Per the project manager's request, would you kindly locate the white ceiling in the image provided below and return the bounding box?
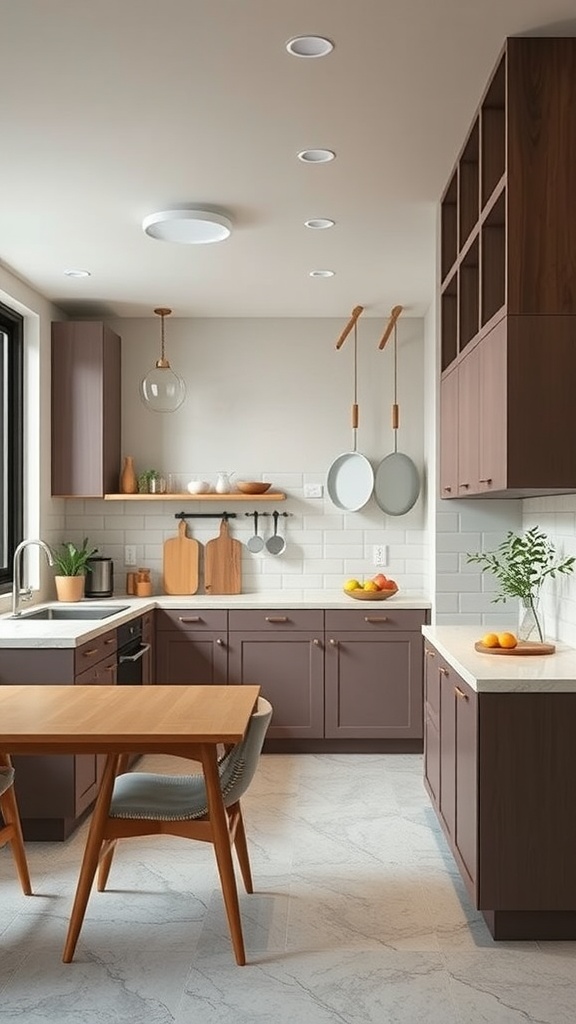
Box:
[2,0,576,320]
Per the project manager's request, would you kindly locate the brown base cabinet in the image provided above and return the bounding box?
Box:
[324,609,426,740]
[424,639,576,940]
[1,628,118,840]
[155,609,228,684]
[228,610,324,739]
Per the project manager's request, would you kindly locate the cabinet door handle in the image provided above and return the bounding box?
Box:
[479,478,492,484]
[104,637,116,645]
[459,482,470,488]
[179,616,202,623]
[443,486,452,493]
[454,686,469,701]
[364,616,388,623]
[265,616,289,623]
[312,638,321,646]
[439,666,449,676]
[216,638,225,646]
[81,648,99,658]
[425,649,436,657]
[329,638,338,646]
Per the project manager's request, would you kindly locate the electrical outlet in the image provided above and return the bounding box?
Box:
[304,483,323,498]
[124,545,137,566]
[373,544,387,566]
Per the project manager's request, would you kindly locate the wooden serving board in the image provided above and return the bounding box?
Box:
[162,521,200,595]
[204,519,242,595]
[474,640,556,656]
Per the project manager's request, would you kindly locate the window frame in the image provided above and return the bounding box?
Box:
[0,301,24,590]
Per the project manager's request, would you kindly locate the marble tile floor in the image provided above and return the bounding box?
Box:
[1,753,576,1024]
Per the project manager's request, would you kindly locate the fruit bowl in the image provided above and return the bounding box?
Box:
[344,585,399,601]
[235,481,272,494]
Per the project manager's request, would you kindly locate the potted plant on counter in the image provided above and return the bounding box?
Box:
[51,538,98,602]
[467,526,575,642]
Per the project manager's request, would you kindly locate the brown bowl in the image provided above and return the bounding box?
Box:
[344,585,399,601]
[236,481,272,494]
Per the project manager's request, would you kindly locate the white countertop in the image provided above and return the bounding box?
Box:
[0,591,431,648]
[422,625,576,693]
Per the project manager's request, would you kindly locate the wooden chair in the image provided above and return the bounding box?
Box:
[0,754,32,894]
[66,696,272,963]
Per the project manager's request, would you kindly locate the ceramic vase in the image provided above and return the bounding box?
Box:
[120,456,138,494]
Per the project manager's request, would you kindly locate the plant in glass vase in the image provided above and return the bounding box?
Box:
[467,527,575,643]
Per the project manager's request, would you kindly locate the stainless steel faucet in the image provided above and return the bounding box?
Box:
[12,539,55,617]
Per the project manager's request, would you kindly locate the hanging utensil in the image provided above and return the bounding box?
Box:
[266,510,286,555]
[374,319,421,516]
[326,313,374,512]
[247,511,264,553]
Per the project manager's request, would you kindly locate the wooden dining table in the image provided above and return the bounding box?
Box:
[0,683,260,964]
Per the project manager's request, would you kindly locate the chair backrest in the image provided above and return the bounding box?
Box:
[218,696,272,807]
[0,766,15,797]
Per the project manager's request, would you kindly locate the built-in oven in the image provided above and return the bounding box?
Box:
[116,617,151,685]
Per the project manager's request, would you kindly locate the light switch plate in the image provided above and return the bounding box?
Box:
[304,483,323,498]
[124,545,137,566]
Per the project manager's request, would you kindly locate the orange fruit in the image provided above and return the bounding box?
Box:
[497,632,518,649]
[482,633,500,648]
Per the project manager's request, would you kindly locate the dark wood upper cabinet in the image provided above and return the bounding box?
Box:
[439,38,576,499]
[51,321,121,497]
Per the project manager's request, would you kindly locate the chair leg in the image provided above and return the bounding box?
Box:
[0,788,32,895]
[229,804,254,894]
[97,839,117,891]
[62,753,119,963]
[201,744,247,966]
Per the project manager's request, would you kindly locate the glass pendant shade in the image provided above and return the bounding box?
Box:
[140,308,186,413]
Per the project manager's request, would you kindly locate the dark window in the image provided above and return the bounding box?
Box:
[0,302,24,590]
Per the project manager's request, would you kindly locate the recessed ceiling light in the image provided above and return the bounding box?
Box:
[309,269,335,278]
[64,269,91,278]
[142,208,232,244]
[297,149,335,163]
[305,218,335,230]
[286,36,334,58]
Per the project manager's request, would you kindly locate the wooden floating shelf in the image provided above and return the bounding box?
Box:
[104,492,286,501]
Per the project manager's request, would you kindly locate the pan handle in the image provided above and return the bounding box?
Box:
[392,403,399,430]
[352,403,359,429]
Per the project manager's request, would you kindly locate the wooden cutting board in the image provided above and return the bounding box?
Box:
[474,640,556,656]
[204,518,242,595]
[162,521,200,595]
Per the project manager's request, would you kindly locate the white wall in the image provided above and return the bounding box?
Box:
[63,315,429,597]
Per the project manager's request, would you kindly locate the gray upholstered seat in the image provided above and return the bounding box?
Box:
[0,758,32,895]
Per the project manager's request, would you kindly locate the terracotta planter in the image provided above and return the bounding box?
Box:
[55,575,85,602]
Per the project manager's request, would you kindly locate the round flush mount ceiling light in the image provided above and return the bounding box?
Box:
[298,149,335,163]
[286,36,334,58]
[142,208,232,244]
[309,269,335,278]
[305,218,335,230]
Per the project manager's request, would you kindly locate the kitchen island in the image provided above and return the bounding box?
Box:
[422,624,576,940]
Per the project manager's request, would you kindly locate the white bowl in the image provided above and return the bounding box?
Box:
[187,480,211,495]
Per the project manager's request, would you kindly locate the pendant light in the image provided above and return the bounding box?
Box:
[140,308,186,413]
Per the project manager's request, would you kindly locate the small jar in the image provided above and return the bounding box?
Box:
[126,572,136,595]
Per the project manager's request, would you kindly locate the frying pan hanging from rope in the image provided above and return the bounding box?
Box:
[326,310,374,512]
[374,320,420,516]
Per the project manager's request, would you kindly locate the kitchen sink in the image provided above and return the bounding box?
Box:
[16,605,130,621]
